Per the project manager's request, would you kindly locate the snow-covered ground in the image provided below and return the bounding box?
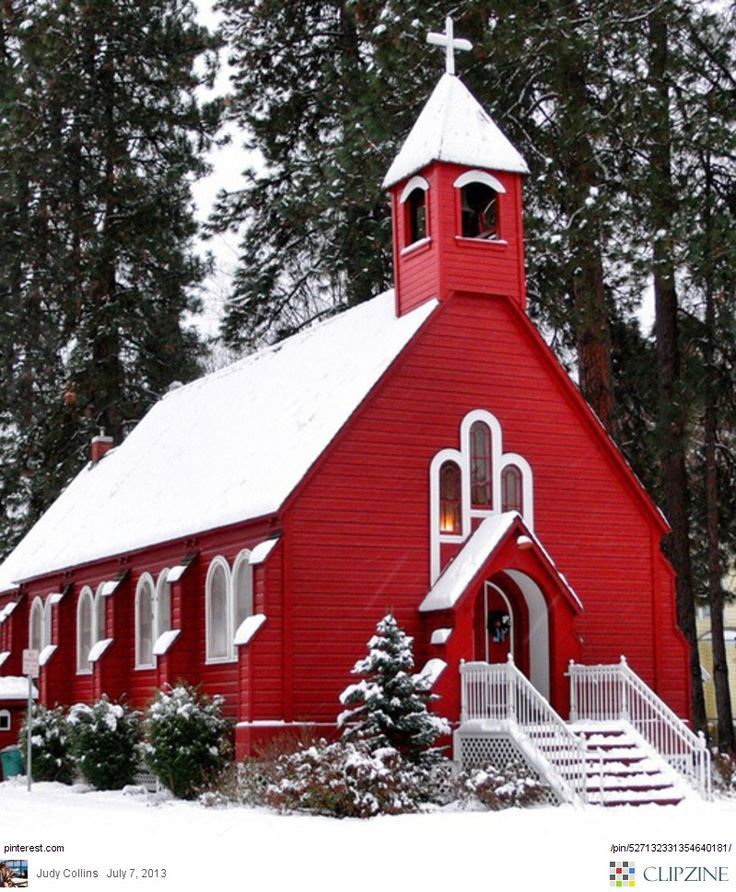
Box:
[1,779,735,891]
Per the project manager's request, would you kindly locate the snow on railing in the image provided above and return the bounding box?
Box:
[568,656,711,800]
[460,656,588,805]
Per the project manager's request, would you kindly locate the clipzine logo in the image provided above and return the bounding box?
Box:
[611,862,636,887]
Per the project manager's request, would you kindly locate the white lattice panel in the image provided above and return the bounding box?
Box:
[457,734,559,805]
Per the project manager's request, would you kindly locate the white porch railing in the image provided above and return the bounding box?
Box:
[568,656,711,799]
[460,657,588,804]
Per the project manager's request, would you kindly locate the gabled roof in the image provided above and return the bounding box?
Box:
[419,512,582,613]
[382,74,529,190]
[0,292,437,593]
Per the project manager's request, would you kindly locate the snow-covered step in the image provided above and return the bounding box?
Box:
[568,720,688,807]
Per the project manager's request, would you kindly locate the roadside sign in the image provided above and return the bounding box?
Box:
[22,648,39,679]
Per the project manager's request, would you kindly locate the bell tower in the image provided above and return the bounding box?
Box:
[383,19,529,317]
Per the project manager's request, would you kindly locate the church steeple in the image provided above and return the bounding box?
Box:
[384,20,529,318]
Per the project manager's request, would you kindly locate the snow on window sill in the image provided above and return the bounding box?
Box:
[401,236,432,257]
[234,613,266,646]
[153,629,181,656]
[134,662,155,671]
[76,668,92,676]
[39,644,57,666]
[89,638,113,663]
[454,236,507,247]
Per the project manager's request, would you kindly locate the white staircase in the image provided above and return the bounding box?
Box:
[457,656,711,807]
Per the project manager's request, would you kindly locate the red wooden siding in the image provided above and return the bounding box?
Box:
[282,293,689,724]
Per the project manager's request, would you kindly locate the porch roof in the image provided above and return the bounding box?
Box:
[419,512,583,613]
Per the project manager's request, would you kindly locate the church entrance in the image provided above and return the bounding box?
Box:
[473,570,550,700]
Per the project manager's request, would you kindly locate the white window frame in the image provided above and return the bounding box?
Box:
[29,596,44,653]
[232,550,254,641]
[76,586,94,675]
[205,556,234,664]
[429,409,535,584]
[134,573,156,670]
[0,709,10,732]
[155,569,172,640]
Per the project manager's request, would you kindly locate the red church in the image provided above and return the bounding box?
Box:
[0,21,710,805]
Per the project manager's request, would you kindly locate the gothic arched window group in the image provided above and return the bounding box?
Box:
[206,551,254,663]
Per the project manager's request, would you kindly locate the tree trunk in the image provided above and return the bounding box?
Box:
[703,138,734,752]
[648,6,707,731]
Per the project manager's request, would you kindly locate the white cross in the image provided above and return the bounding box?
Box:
[427,16,472,76]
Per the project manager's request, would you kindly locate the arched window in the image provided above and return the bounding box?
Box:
[406,188,427,244]
[502,465,523,513]
[232,551,254,635]
[439,461,462,534]
[42,598,53,650]
[156,570,172,639]
[29,597,44,653]
[461,181,497,239]
[94,584,106,645]
[470,421,492,509]
[76,587,94,673]
[0,709,10,731]
[206,558,231,662]
[135,574,155,669]
[400,175,429,247]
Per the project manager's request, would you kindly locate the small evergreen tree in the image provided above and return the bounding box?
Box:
[338,613,449,764]
[18,704,74,784]
[68,697,140,790]
[143,683,231,799]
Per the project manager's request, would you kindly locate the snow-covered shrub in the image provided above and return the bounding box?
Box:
[461,761,548,810]
[68,696,140,790]
[18,704,74,784]
[143,684,231,799]
[338,613,450,765]
[264,738,423,818]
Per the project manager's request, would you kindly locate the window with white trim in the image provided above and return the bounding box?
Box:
[502,464,523,513]
[453,170,506,240]
[94,583,106,644]
[156,570,172,639]
[29,596,44,653]
[400,175,429,246]
[232,550,254,635]
[0,710,10,732]
[206,557,232,662]
[439,461,462,534]
[76,587,94,673]
[470,421,492,509]
[135,574,155,669]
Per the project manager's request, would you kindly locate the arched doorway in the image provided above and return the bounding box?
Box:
[473,570,550,700]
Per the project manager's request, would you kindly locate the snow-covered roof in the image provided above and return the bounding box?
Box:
[419,512,583,612]
[383,74,529,190]
[0,676,38,700]
[0,291,437,593]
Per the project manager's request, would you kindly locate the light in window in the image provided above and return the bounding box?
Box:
[502,465,523,514]
[439,461,462,534]
[461,182,497,239]
[470,422,492,508]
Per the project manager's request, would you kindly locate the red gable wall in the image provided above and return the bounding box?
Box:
[281,292,689,726]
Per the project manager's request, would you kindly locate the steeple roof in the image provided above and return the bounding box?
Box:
[382,73,529,190]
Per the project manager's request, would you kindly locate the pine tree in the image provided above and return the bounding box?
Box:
[0,0,220,556]
[338,613,449,764]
